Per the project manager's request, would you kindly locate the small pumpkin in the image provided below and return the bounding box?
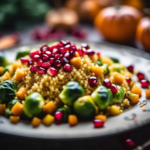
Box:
[94,6,142,44]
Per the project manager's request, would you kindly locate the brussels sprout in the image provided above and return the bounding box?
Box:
[113,86,125,104]
[59,81,84,106]
[91,86,113,110]
[0,80,17,104]
[8,99,21,110]
[5,108,13,118]
[16,46,31,60]
[97,60,103,66]
[102,64,110,75]
[24,92,44,118]
[56,106,71,122]
[0,54,10,67]
[74,96,97,120]
[110,64,124,73]
[109,57,120,63]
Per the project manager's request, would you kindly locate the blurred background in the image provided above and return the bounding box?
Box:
[0,0,150,51]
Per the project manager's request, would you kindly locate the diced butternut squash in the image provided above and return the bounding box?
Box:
[12,61,22,71]
[32,117,41,127]
[126,93,139,104]
[2,71,11,80]
[0,67,4,75]
[70,57,82,68]
[89,54,98,64]
[43,101,57,114]
[113,72,125,85]
[11,102,23,116]
[91,66,103,76]
[75,51,80,57]
[131,85,142,96]
[0,104,6,115]
[15,70,25,81]
[68,115,78,126]
[10,116,20,124]
[109,105,121,116]
[145,90,150,99]
[16,87,27,100]
[94,114,107,122]
[42,114,54,126]
[101,56,114,66]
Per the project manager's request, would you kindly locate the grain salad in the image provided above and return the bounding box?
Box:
[0,40,148,128]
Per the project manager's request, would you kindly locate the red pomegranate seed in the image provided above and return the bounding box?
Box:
[47,67,58,76]
[41,62,50,68]
[77,48,83,56]
[137,72,145,81]
[30,65,38,73]
[59,47,67,54]
[54,111,63,125]
[124,139,135,147]
[54,54,61,60]
[64,45,71,51]
[54,60,61,68]
[52,48,59,54]
[127,65,134,73]
[49,57,55,65]
[66,41,71,45]
[81,43,89,49]
[60,54,63,58]
[82,48,87,55]
[29,51,39,58]
[93,119,104,128]
[71,46,76,51]
[48,46,53,51]
[37,59,43,67]
[97,52,101,58]
[60,40,67,46]
[140,79,150,88]
[28,59,34,66]
[126,77,131,84]
[52,44,59,49]
[88,76,98,87]
[110,84,118,94]
[40,45,48,53]
[20,58,28,64]
[86,49,95,56]
[61,57,69,65]
[33,54,40,61]
[64,52,70,59]
[38,67,46,74]
[42,54,49,62]
[70,51,75,59]
[63,64,72,72]
[45,51,52,57]
[103,79,111,88]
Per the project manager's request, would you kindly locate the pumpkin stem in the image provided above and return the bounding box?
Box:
[144,8,150,17]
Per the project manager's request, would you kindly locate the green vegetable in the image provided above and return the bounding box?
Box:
[59,81,84,106]
[16,46,31,60]
[24,92,44,118]
[102,64,110,75]
[109,57,119,63]
[97,60,103,66]
[91,86,113,110]
[113,86,125,103]
[0,54,10,67]
[1,65,11,76]
[56,106,71,122]
[110,64,123,73]
[5,108,13,118]
[0,80,17,104]
[8,99,21,110]
[74,96,96,120]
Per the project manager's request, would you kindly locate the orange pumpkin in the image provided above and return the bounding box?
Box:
[136,16,150,51]
[94,6,142,44]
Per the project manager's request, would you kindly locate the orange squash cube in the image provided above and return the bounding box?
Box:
[70,57,82,68]
[94,114,107,122]
[101,56,113,66]
[43,101,57,114]
[10,116,20,124]
[0,104,6,115]
[12,61,22,71]
[75,51,80,57]
[42,114,54,126]
[131,85,142,96]
[113,72,125,85]
[2,72,11,80]
[0,67,4,75]
[145,90,150,99]
[16,87,27,100]
[15,70,25,81]
[91,66,103,76]
[11,102,23,116]
[32,117,41,127]
[68,115,78,126]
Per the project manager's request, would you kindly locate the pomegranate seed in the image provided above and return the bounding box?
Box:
[54,60,61,68]
[49,57,55,65]
[41,62,50,68]
[29,51,39,58]
[63,64,72,72]
[47,67,58,76]
[37,59,43,67]
[88,76,98,87]
[40,45,48,53]
[30,65,38,73]
[81,43,89,49]
[64,45,71,51]
[103,79,111,88]
[64,52,70,59]
[60,40,67,46]
[54,111,63,125]
[59,47,67,54]
[45,51,52,57]
[93,119,104,128]
[77,49,83,56]
[71,46,76,51]
[124,139,135,147]
[48,46,53,51]
[52,44,59,49]
[33,54,40,61]
[20,58,28,64]
[61,57,69,65]
[38,67,46,74]
[54,54,61,60]
[52,48,59,54]
[137,72,145,81]
[28,59,34,66]
[60,54,63,58]
[42,54,49,62]
[110,84,118,94]
[82,48,87,55]
[97,52,101,58]
[86,49,95,56]
[140,79,150,88]
[70,51,75,59]
[66,41,71,45]
[127,65,134,73]
[126,77,131,84]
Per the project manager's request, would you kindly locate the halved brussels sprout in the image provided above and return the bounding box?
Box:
[91,86,113,110]
[102,64,110,75]
[59,81,84,106]
[0,54,10,67]
[24,92,44,118]
[97,60,103,66]
[74,96,97,120]
[113,86,125,103]
[5,108,12,118]
[110,64,124,74]
[109,57,120,63]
